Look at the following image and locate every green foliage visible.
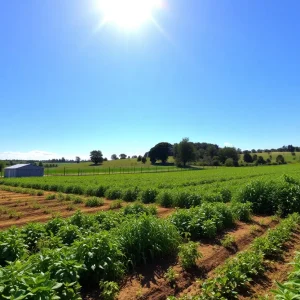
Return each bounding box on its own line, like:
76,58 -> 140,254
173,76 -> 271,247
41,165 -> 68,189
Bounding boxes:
178,241 -> 202,269
105,187 -> 122,200
73,232 -> 125,285
140,188 -> 158,204
0,227 -> 26,266
21,223 -> 46,253
85,196 -> 104,207
157,190 -> 174,208
57,225 -> 81,245
116,215 -> 181,267
121,187 -> 139,202
90,150 -> 103,165
46,194 -> 56,200
99,281 -> 119,300
220,234 -> 236,250
123,203 -> 157,216
174,138 -> 196,167
164,267 -> 178,287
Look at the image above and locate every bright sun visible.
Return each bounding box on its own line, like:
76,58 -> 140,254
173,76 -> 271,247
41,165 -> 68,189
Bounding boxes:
98,0 -> 162,30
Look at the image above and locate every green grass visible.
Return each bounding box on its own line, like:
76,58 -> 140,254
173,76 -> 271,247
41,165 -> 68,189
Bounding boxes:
44,157 -> 177,175
241,151 -> 300,164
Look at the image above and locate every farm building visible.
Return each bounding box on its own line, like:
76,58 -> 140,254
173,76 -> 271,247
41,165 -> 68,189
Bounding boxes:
4,164 -> 44,178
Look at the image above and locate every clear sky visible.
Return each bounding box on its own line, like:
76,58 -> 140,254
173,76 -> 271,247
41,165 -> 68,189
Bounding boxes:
1,0 -> 299,160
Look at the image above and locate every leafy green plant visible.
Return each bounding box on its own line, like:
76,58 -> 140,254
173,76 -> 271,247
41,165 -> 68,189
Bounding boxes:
85,196 -> 104,207
178,241 -> 202,269
46,194 -> 56,200
99,281 -> 119,300
110,200 -> 122,210
221,234 -> 236,250
164,267 -> 178,287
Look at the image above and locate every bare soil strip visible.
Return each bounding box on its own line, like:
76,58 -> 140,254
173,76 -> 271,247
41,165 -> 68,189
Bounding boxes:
0,189 -> 174,230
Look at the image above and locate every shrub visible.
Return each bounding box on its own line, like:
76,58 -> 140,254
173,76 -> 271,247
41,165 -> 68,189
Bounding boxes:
58,224 -> 81,245
121,187 -> 139,202
178,241 -> 202,269
157,190 -> 174,208
116,215 -> 181,267
100,281 -> 119,300
105,188 -> 122,200
85,197 -> 104,207
140,188 -> 158,204
46,194 -> 56,200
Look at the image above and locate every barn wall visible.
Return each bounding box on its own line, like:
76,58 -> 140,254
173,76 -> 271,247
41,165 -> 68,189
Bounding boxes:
4,167 -> 44,178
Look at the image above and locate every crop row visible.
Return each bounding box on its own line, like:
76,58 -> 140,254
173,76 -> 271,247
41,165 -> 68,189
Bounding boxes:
0,200 -> 252,299
170,213 -> 300,300
272,251 -> 300,299
1,164 -> 299,196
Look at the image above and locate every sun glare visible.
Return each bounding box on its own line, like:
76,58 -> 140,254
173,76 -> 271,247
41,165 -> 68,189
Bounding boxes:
98,0 -> 162,30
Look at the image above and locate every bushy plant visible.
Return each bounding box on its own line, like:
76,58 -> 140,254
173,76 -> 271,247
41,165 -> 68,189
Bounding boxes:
85,197 -> 104,207
140,188 -> 158,204
121,187 -> 139,202
157,190 -> 174,208
100,281 -> 119,300
178,241 -> 202,269
105,188 -> 122,200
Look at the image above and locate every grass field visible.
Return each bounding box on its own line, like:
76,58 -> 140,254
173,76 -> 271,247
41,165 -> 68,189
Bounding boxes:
1,164 -> 300,299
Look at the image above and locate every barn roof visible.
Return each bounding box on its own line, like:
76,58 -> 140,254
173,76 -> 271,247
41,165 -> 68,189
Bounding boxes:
5,164 -> 33,169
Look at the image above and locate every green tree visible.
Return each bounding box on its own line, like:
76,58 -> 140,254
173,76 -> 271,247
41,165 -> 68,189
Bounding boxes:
111,154 -> 118,160
119,154 -> 127,159
257,156 -> 266,165
225,158 -> 234,167
174,138 -> 196,167
38,161 -> 43,167
90,150 -> 103,165
141,157 -> 147,164
276,154 -> 285,164
137,155 -> 142,162
76,156 -> 80,164
219,147 -> 240,166
149,142 -> 172,164
243,152 -> 253,163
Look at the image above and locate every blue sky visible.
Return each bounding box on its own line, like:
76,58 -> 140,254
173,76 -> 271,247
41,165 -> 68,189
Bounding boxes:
1,0 -> 299,160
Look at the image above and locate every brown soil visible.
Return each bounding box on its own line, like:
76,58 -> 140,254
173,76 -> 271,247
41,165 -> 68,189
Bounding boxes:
0,189 -> 174,230
84,216 -> 275,300
238,229 -> 300,299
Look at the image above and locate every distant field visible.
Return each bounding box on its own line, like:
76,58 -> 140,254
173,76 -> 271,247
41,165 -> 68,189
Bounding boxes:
244,151 -> 300,164
44,157 -> 177,175
2,164 -> 300,203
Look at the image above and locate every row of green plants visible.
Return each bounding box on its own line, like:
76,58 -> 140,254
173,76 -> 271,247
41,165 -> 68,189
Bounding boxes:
238,175 -> 300,216
1,164 -> 296,200
271,251 -> 300,299
169,213 -> 299,300
0,200 -> 253,299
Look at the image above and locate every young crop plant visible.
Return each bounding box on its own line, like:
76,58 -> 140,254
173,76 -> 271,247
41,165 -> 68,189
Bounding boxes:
199,213 -> 300,299
72,196 -> 84,204
85,196 -> 104,207
45,194 -> 56,200
123,203 -> 157,216
140,188 -> 158,204
116,214 -> 181,267
121,187 -> 139,202
157,190 -> 174,208
272,251 -> 300,298
164,267 -> 178,288
178,241 -> 202,269
0,227 -> 27,266
221,234 -> 236,251
110,200 -> 122,210
99,281 -> 120,300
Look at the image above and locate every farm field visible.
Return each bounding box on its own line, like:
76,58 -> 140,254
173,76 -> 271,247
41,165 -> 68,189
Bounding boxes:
43,157 -> 178,176
1,165 -> 300,299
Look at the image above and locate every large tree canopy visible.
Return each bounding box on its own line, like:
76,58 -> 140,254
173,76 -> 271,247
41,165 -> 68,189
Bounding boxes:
90,150 -> 103,165
148,142 -> 173,164
174,138 -> 196,167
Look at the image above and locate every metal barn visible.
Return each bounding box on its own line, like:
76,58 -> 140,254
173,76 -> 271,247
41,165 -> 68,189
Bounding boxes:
4,164 -> 44,178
